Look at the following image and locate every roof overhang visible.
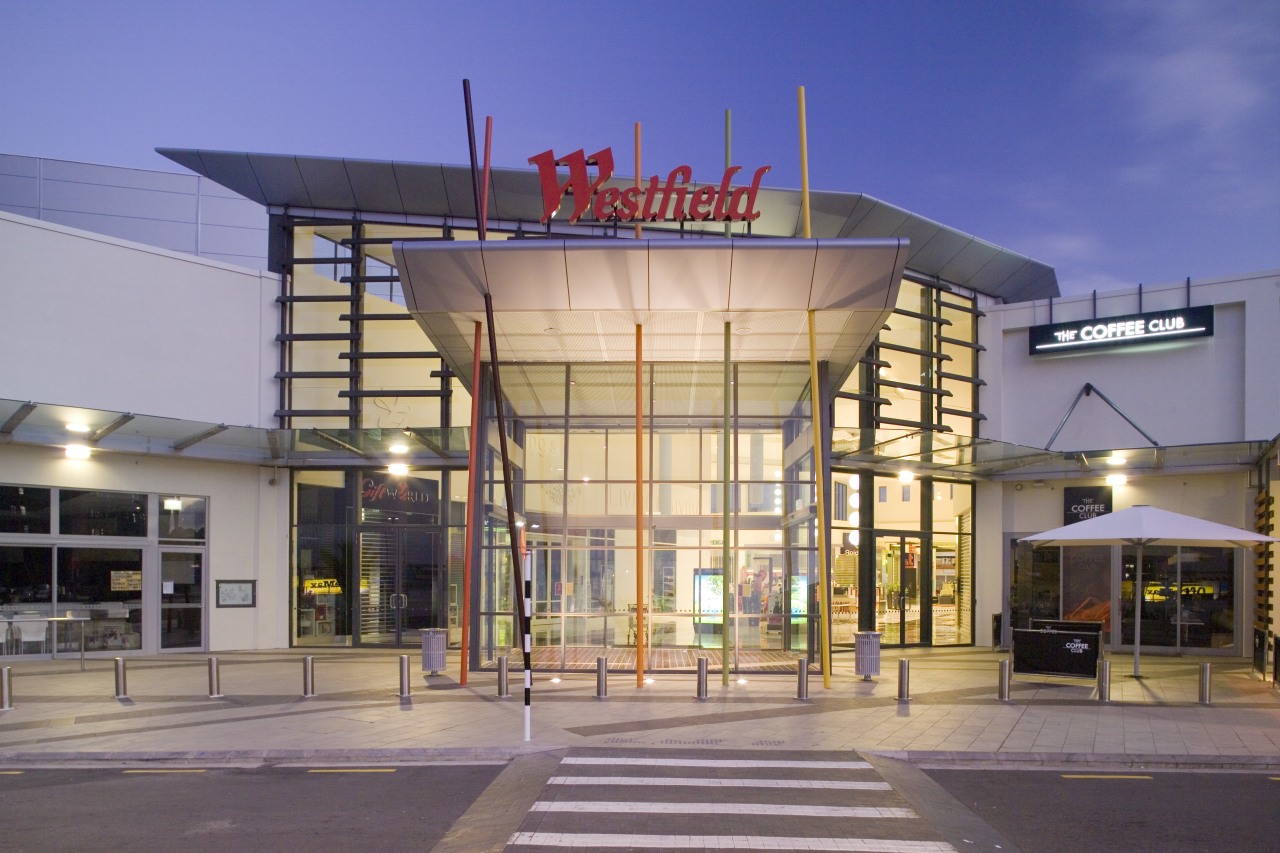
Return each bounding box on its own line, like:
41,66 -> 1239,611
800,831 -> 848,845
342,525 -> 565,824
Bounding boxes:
393,238 -> 908,398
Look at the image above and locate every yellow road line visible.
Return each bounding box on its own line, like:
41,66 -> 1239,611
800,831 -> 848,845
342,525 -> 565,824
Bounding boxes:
1061,774 -> 1152,780
0,771 -> 24,775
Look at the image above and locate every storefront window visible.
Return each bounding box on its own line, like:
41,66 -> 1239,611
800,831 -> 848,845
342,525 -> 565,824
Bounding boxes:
1,485 -> 51,534
59,489 -> 147,537
159,495 -> 207,542
57,547 -> 143,651
1122,545 -> 1234,650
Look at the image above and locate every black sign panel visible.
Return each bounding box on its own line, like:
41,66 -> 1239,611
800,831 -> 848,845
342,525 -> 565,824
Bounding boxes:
1063,486 -> 1112,525
360,472 -> 439,522
1012,628 -> 1102,678
1029,305 -> 1214,355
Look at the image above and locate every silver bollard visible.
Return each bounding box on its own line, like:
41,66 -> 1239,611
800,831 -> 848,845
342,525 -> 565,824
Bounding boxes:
399,654 -> 411,698
208,656 -> 224,698
596,657 -> 608,699
796,657 -> 809,701
114,657 -> 128,699
497,655 -> 510,698
302,655 -> 315,698
897,658 -> 910,702
1,666 -> 11,711
695,657 -> 708,701
1199,662 -> 1212,705
998,658 -> 1012,702
1097,659 -> 1111,703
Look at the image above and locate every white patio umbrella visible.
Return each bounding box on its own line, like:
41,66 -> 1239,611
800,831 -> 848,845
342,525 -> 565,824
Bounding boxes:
1020,504 -> 1275,677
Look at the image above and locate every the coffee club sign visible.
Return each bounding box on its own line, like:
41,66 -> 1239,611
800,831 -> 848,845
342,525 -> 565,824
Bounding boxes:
529,147 -> 771,225
1028,305 -> 1214,356
1063,486 -> 1112,525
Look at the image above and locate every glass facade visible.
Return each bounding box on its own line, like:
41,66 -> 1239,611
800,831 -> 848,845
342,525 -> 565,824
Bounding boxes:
0,487 -> 207,655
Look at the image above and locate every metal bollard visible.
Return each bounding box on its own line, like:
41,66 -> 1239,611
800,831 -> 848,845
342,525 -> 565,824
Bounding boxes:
796,657 -> 809,701
596,657 -> 608,699
208,656 -> 224,698
897,658 -> 910,702
399,655 -> 411,698
302,655 -> 315,698
1199,662 -> 1212,705
695,657 -> 708,701
497,655 -> 510,698
998,658 -> 1012,702
114,657 -> 128,699
1097,659 -> 1111,703
1,666 -> 11,711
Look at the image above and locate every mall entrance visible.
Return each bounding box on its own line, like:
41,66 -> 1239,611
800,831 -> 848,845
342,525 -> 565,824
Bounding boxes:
357,526 -> 446,647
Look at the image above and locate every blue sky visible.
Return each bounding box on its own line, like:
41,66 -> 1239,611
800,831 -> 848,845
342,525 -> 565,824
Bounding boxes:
3,0 -> 1276,295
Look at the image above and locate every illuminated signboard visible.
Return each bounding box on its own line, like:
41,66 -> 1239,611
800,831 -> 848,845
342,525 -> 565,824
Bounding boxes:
1028,306 -> 1214,355
529,146 -> 771,224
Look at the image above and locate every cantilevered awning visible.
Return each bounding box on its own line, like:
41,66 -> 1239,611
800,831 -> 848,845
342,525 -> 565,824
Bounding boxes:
393,238 -> 908,395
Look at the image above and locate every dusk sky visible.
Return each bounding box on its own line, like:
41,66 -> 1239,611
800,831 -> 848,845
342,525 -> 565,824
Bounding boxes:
3,0 -> 1276,295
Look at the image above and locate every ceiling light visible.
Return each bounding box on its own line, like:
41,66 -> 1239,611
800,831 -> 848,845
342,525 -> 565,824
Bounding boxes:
1106,473 -> 1127,486
544,327 -> 561,335
847,531 -> 858,545
898,470 -> 915,483
65,444 -> 91,459
388,463 -> 409,476
389,443 -> 409,454
531,523 -> 540,529
163,498 -> 183,511
66,423 -> 90,433
848,474 -> 860,488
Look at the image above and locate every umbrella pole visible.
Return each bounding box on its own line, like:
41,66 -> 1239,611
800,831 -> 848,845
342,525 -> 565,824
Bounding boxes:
1133,543 -> 1143,678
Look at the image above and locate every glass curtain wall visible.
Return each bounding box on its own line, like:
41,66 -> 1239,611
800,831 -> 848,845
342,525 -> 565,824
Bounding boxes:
832,277 -> 981,647
477,362 -> 817,672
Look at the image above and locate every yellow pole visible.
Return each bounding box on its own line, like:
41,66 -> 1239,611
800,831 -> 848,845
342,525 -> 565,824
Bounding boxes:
724,109 -> 732,239
636,323 -> 645,686
809,311 -> 831,688
798,86 -> 812,239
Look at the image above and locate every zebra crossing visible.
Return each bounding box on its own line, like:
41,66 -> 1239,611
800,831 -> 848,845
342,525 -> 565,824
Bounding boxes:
505,749 -> 956,852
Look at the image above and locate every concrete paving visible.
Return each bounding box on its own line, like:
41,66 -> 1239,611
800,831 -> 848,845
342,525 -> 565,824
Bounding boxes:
1,646 -> 1278,768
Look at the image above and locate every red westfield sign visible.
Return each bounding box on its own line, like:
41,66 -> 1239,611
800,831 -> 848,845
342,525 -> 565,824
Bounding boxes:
529,147 -> 770,225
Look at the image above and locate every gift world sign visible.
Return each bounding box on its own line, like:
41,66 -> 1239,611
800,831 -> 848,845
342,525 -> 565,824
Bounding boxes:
1028,305 -> 1214,355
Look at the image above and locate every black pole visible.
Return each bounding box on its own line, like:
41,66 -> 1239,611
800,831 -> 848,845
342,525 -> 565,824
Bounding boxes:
463,80 -> 484,240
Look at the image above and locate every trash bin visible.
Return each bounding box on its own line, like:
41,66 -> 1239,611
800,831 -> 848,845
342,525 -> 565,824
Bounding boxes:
421,628 -> 447,675
854,631 -> 881,678
992,613 -> 1003,649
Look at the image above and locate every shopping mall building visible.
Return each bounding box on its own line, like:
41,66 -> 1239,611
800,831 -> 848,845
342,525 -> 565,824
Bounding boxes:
1,147 -> 1277,680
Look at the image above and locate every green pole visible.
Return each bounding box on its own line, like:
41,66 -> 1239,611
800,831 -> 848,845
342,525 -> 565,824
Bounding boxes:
722,320 -> 732,685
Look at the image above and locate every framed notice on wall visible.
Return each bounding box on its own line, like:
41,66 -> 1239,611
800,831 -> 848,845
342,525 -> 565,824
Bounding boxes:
216,580 -> 256,608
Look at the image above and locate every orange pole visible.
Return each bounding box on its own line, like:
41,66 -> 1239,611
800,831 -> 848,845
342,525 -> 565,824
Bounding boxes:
634,123 -> 643,239
635,323 -> 645,686
460,321 -> 482,685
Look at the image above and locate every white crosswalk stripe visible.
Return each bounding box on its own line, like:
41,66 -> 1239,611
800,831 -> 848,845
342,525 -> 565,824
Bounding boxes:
504,749 -> 957,852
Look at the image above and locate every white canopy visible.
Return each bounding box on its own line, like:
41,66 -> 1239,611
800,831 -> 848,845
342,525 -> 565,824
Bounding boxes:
1020,504 -> 1275,549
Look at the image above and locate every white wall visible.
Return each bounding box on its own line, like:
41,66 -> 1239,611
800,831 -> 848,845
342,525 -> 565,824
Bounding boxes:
0,443 -> 290,651
0,211 -> 278,427
981,271 -> 1280,451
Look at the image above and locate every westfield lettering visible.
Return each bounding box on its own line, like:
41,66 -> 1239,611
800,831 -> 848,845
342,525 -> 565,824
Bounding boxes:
529,147 -> 771,224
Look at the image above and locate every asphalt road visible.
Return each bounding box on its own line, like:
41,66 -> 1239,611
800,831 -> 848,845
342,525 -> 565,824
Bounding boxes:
0,762 -> 506,853
923,767 -> 1280,853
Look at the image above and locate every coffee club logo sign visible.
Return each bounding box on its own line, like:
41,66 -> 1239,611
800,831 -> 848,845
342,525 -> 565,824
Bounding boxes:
1028,306 -> 1214,356
529,147 -> 771,225
1063,486 -> 1112,526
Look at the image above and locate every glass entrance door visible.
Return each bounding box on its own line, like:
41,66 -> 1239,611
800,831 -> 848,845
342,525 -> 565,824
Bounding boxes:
876,535 -> 922,645
359,528 -> 444,646
160,551 -> 203,649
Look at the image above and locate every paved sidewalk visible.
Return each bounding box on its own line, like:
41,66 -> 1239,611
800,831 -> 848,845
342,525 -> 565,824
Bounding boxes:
1,647 -> 1278,768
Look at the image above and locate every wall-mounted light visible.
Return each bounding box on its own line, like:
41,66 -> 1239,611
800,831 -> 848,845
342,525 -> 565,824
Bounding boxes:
388,463 -> 409,476
1106,473 -> 1127,486
65,444 -> 91,459
66,423 -> 91,434
1107,453 -> 1126,466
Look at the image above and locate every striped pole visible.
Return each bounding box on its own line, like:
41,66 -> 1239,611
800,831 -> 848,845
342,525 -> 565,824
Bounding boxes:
522,568 -> 533,741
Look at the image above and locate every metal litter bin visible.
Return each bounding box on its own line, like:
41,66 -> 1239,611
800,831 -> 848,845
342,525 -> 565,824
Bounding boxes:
421,628 -> 447,675
854,631 -> 881,678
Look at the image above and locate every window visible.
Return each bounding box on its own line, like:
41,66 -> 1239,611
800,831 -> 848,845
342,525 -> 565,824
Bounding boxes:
0,485 -> 51,534
878,486 -> 887,503
59,490 -> 147,537
901,485 -> 911,502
